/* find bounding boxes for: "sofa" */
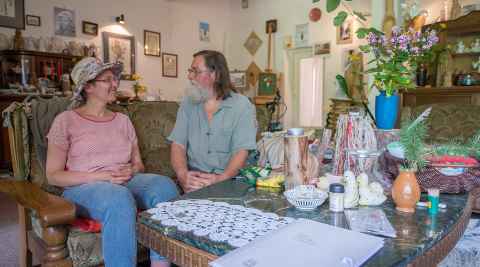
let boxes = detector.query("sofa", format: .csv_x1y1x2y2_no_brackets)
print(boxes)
0,97,269,267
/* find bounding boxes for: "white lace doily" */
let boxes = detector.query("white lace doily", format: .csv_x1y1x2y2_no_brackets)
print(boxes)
146,199,295,248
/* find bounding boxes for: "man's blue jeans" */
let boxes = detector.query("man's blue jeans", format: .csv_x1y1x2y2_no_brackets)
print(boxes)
63,173,179,267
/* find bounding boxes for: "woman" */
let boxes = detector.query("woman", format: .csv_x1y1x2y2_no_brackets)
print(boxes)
46,57,177,267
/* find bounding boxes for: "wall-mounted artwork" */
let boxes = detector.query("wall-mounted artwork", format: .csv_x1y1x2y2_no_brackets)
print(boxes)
0,0,24,29
199,21,210,42
313,42,330,56
266,19,277,33
144,30,161,57
337,19,353,44
295,23,309,48
258,72,277,96
244,31,262,56
54,7,75,37
82,21,98,36
102,32,135,80
246,61,261,87
25,14,40,26
162,53,178,78
230,70,247,93
241,0,248,9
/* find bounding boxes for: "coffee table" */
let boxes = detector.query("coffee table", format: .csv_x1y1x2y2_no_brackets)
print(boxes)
137,179,474,267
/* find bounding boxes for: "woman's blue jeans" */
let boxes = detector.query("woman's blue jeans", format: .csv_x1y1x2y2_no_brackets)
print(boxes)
63,173,179,267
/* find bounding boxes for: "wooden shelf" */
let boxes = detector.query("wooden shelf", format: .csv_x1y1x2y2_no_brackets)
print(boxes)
452,52,480,57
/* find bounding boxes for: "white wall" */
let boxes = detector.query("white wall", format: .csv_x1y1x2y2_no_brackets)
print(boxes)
0,0,232,101
226,0,371,124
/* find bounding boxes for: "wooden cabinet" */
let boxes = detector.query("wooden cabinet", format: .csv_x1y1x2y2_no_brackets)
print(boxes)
0,50,81,90
401,86,480,108
424,11,480,87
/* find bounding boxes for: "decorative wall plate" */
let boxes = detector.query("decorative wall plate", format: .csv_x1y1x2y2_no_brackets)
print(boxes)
244,31,263,56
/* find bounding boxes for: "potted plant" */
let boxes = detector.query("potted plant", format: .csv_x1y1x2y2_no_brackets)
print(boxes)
132,74,147,100
357,27,439,129
392,107,430,213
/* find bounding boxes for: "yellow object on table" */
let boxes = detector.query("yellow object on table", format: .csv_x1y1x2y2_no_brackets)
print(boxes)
256,174,285,188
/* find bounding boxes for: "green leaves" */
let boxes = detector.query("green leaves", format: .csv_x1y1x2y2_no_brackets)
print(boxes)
334,11,348,26
353,11,367,21
327,0,341,12
335,75,351,99
356,27,382,39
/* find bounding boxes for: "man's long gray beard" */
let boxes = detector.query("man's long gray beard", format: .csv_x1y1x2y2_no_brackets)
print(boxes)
185,81,214,104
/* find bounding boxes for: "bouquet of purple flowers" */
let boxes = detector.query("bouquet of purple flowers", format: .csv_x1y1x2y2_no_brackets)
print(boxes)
358,26,439,96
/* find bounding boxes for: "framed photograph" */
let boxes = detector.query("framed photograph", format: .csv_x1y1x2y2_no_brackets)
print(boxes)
313,41,331,56
25,14,40,26
144,30,161,57
258,72,277,96
162,53,178,78
244,31,263,56
0,0,25,29
82,21,98,36
230,71,247,92
241,0,248,9
295,23,309,48
337,19,353,44
199,21,210,42
102,32,135,80
266,19,277,34
54,7,75,37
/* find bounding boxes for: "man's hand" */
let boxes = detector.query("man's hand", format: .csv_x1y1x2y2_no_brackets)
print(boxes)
180,171,224,193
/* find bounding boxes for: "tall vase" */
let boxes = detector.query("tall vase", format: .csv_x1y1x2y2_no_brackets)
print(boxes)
391,170,420,213
375,91,399,130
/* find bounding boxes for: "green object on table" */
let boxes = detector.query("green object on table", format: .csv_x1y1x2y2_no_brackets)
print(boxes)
239,166,272,186
428,195,440,215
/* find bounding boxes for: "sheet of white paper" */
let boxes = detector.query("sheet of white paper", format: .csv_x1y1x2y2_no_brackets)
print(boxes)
210,219,384,267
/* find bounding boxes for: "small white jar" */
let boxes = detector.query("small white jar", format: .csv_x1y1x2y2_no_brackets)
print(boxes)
329,183,345,212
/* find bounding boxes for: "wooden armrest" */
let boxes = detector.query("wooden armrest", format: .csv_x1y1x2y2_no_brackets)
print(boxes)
0,179,75,228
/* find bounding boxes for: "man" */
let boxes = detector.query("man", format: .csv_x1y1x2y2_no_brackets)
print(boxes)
168,50,257,192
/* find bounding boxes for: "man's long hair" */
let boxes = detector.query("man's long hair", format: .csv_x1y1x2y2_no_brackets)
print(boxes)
193,50,235,99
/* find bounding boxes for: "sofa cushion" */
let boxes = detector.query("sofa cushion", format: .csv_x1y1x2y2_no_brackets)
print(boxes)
127,101,179,178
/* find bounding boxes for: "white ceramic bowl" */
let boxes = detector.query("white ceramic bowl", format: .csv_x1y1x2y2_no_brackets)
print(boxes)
283,185,328,211
387,141,405,159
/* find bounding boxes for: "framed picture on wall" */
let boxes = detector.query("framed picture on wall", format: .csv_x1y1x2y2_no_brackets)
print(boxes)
54,7,76,37
258,72,277,96
230,71,247,92
25,15,40,26
337,19,353,44
102,32,135,80
162,53,178,78
313,41,331,56
0,0,25,29
144,30,161,57
82,21,98,36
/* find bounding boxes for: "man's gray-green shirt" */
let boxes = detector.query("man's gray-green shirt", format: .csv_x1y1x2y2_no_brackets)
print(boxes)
168,92,257,174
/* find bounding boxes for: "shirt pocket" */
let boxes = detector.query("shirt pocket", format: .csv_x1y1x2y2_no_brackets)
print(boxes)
214,129,233,153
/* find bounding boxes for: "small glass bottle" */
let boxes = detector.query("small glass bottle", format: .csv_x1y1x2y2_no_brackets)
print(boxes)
329,183,345,212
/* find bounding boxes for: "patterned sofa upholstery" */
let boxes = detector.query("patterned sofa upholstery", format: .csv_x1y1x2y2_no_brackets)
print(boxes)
400,103,480,144
6,98,269,267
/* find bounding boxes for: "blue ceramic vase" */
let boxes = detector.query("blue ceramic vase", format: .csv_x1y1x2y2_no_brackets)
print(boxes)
375,91,399,129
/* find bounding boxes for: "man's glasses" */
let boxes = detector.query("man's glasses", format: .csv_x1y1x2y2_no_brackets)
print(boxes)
187,68,210,76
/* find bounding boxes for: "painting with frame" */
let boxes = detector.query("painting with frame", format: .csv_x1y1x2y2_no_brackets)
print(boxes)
82,21,98,36
144,30,161,57
162,53,178,78
230,70,247,93
102,32,135,80
0,0,25,29
25,14,40,26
